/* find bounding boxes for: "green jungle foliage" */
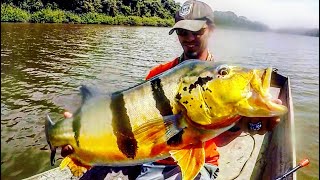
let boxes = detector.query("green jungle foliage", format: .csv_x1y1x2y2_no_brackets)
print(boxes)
1,0,273,31
1,0,178,26
1,3,30,22
1,0,180,18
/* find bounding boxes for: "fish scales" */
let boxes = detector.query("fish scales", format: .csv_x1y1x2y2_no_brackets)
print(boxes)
45,60,288,180
62,69,190,164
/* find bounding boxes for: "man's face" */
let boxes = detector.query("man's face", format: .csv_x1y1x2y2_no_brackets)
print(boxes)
177,24,213,59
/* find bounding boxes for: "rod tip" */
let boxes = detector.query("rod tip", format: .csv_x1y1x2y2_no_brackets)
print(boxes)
299,158,310,167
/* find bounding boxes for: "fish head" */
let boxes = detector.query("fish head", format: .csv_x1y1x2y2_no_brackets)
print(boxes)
206,64,288,116
177,63,288,127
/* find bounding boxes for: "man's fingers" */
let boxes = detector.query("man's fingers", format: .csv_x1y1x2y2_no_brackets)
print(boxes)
272,99,282,105
61,145,74,157
64,111,73,118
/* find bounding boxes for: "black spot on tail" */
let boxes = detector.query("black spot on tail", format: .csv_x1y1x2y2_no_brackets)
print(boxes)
150,78,173,116
110,93,138,159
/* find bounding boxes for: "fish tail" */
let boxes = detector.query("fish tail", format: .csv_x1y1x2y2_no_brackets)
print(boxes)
45,114,57,166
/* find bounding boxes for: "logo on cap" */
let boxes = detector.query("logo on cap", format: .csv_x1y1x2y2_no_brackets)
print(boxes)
179,2,192,17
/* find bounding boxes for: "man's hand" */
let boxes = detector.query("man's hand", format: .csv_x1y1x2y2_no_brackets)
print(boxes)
64,111,73,119
236,99,282,135
214,99,282,147
61,112,74,157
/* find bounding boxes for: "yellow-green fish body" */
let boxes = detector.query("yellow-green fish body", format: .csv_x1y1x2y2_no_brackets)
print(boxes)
45,60,287,180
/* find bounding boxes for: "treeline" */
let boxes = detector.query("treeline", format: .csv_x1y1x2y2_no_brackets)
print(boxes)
1,0,271,31
1,3,174,26
214,11,270,31
1,0,179,26
273,28,319,37
1,0,180,18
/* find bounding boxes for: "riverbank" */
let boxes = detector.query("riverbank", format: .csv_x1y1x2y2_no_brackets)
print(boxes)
3,3,318,37
1,4,174,26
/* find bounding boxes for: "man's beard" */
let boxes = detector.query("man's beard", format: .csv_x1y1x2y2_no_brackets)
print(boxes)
185,51,199,59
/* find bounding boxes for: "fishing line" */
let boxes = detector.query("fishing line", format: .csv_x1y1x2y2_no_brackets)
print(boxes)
228,133,256,180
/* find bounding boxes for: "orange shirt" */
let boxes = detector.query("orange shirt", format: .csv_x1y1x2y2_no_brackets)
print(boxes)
145,57,180,80
145,56,219,166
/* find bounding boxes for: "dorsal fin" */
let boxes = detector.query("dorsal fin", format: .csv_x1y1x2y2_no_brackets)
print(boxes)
79,85,99,104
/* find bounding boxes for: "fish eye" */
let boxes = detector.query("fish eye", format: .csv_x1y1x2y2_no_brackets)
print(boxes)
217,65,230,76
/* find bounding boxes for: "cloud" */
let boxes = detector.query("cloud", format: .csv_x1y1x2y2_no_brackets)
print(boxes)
175,0,319,29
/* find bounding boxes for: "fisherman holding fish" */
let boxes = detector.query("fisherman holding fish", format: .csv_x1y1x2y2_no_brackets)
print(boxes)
57,0,283,179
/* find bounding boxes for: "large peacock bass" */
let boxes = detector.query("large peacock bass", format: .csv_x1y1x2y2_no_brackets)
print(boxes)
45,60,287,180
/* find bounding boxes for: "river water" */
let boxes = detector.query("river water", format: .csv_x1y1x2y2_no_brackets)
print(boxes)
1,23,319,180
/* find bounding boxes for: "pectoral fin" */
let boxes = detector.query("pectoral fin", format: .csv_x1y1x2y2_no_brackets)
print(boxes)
133,114,184,145
169,142,205,180
60,156,91,177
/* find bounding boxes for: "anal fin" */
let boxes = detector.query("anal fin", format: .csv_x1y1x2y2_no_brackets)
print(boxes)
60,156,91,177
169,142,205,180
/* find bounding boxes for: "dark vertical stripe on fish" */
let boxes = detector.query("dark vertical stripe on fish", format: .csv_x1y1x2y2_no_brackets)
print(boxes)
150,78,173,116
110,93,137,159
72,115,81,147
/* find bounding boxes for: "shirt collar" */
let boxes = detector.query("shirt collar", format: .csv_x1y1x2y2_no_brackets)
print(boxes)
178,51,214,63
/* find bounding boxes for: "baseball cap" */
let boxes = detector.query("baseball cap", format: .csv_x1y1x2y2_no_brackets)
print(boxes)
169,0,214,35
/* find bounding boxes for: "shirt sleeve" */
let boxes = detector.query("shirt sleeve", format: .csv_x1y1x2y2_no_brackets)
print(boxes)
145,58,179,80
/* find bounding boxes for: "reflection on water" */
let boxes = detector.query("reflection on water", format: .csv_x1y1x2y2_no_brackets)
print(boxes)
1,23,319,180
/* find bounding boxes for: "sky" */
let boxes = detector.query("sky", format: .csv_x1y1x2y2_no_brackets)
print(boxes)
175,0,319,29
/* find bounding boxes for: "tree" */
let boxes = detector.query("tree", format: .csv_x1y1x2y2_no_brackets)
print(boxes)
19,0,44,12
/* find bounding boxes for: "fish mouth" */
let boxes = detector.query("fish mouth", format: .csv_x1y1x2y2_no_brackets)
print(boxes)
45,114,57,166
239,68,288,117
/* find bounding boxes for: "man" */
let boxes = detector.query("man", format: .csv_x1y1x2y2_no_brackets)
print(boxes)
140,1,281,179
61,0,281,179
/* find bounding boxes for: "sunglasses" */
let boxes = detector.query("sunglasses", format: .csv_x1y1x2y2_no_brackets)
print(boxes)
176,28,207,36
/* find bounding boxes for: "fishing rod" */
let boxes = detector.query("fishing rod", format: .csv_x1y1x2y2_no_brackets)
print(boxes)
274,158,310,180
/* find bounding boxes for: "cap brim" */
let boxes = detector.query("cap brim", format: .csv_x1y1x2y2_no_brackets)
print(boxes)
169,20,207,35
